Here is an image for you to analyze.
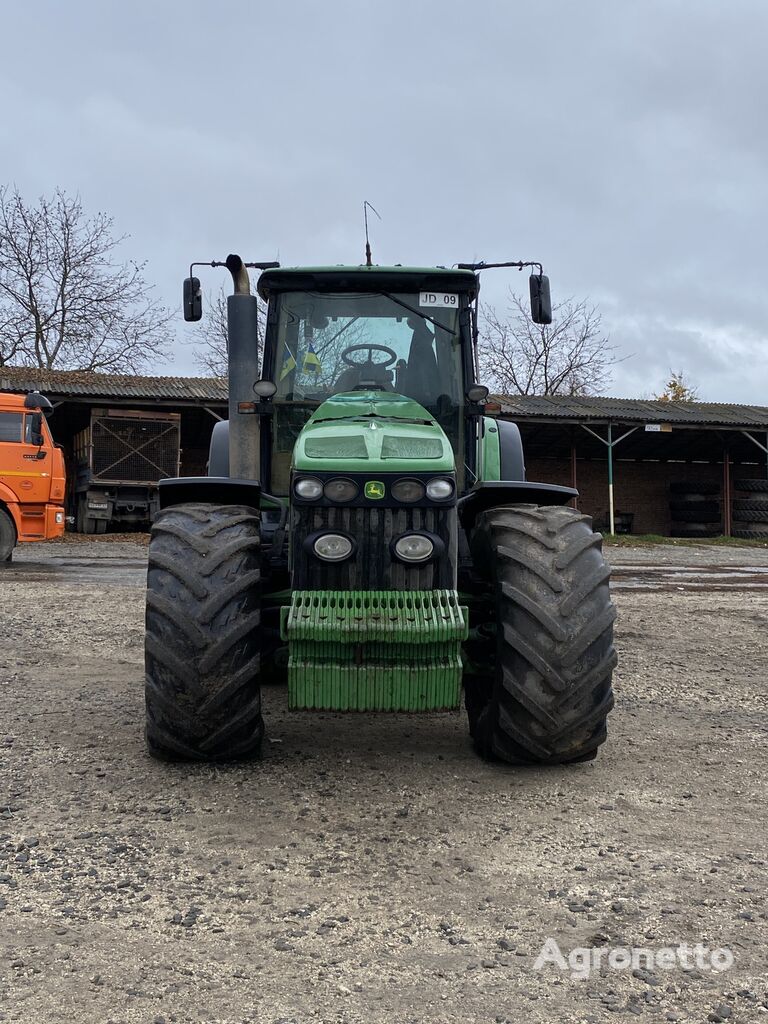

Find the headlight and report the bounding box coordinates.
[426,478,454,500]
[313,533,354,562]
[391,478,426,503]
[394,534,434,563]
[324,478,358,502]
[294,476,323,500]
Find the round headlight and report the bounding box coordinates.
[313,533,354,562]
[294,476,323,500]
[391,478,426,503]
[324,478,358,502]
[426,478,454,501]
[394,534,434,563]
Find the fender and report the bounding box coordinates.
[497,418,526,481]
[208,420,230,477]
[458,481,578,529]
[159,477,261,511]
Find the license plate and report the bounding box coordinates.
[88,502,109,510]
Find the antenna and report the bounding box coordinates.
[363,201,381,266]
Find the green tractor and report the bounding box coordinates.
[144,255,616,764]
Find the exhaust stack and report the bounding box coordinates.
[225,254,261,482]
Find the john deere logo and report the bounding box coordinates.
[364,480,385,500]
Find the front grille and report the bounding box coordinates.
[292,505,457,590]
[92,417,179,482]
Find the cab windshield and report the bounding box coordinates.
[267,290,467,493]
[271,291,463,407]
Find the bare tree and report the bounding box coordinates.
[0,186,173,372]
[655,370,699,402]
[477,291,617,396]
[192,286,267,378]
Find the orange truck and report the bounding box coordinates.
[0,391,66,562]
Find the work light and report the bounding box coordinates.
[426,478,454,500]
[392,479,426,503]
[313,534,354,562]
[324,478,358,502]
[294,477,323,499]
[394,534,434,563]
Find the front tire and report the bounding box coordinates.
[144,502,264,761]
[0,508,15,562]
[468,504,617,765]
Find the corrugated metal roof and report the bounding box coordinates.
[0,366,227,402]
[0,366,765,429]
[495,394,768,429]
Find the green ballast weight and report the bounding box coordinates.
[281,590,469,711]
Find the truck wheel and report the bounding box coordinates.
[77,498,103,535]
[144,502,264,761]
[468,505,616,765]
[0,508,15,562]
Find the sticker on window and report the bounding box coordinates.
[419,292,458,308]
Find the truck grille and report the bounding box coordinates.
[292,505,456,590]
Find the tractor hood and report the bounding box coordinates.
[292,391,455,473]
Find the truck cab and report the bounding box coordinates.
[0,392,66,561]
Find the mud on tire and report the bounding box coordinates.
[144,502,264,761]
[468,504,616,765]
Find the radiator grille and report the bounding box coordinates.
[91,418,179,482]
[292,505,456,590]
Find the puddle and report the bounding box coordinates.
[2,557,147,587]
[611,564,768,592]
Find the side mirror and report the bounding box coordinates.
[24,391,53,416]
[29,412,44,447]
[183,277,202,322]
[529,274,552,325]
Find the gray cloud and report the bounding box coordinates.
[1,0,766,401]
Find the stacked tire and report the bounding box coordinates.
[669,481,722,538]
[732,479,768,541]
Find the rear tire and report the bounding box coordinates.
[144,502,264,761]
[0,509,15,562]
[734,479,768,493]
[468,505,616,765]
[671,524,721,537]
[730,509,768,523]
[670,510,721,523]
[732,499,768,513]
[669,481,720,495]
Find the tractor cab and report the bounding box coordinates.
[256,266,479,495]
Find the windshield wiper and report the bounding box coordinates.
[380,293,454,334]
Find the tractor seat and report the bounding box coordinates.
[334,363,393,392]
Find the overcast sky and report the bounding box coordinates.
[2,1,766,402]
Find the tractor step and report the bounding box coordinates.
[280,590,468,711]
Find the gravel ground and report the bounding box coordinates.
[0,536,766,1024]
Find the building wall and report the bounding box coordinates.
[527,457,762,535]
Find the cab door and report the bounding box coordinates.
[0,409,52,504]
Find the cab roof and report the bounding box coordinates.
[256,265,478,301]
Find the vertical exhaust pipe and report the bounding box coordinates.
[225,254,261,481]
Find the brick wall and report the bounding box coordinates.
[526,457,761,535]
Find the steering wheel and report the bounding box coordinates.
[341,343,397,368]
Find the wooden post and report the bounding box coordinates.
[723,446,731,537]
